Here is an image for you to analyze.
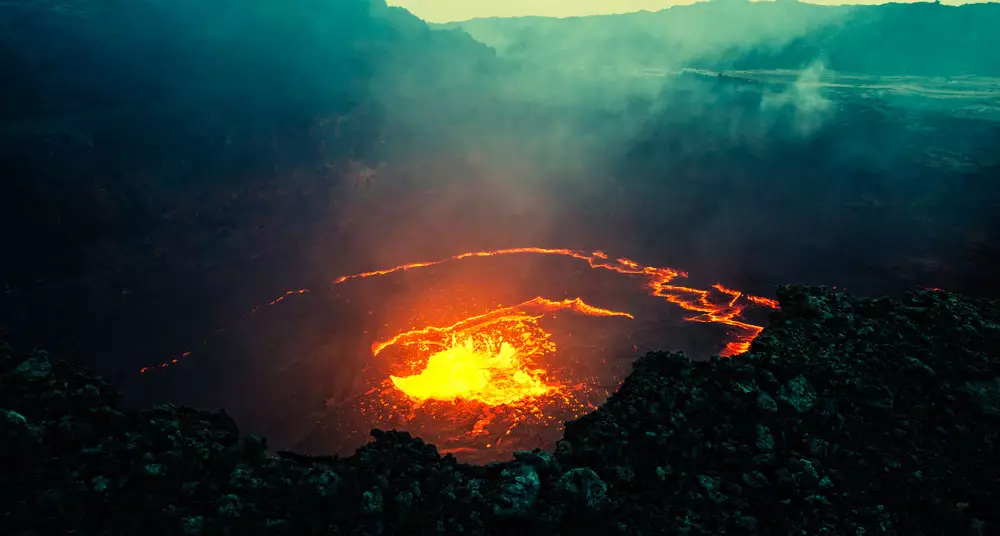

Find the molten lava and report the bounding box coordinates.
[357,295,631,460]
[336,247,777,357]
[329,248,780,460]
[142,246,778,374]
[372,296,633,356]
[139,246,780,462]
[377,297,632,408]
[390,337,551,405]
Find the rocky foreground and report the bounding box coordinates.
[2,286,999,535]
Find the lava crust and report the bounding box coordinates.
[2,285,998,535]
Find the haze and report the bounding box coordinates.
[389,0,990,22]
[3,0,998,463]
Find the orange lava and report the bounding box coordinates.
[335,247,777,357]
[358,296,630,458]
[389,337,552,406]
[372,296,633,356]
[335,248,778,459]
[139,288,311,374]
[143,247,776,373]
[139,245,780,461]
[378,297,632,408]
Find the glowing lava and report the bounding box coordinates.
[141,247,778,374]
[372,296,633,356]
[335,247,777,357]
[138,245,781,461]
[390,337,551,406]
[378,297,632,407]
[335,249,778,460]
[358,296,632,459]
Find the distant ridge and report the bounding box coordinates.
[436,2,1000,76]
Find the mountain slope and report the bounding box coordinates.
[439,2,1000,76]
[0,0,497,352]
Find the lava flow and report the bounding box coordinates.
[378,297,633,407]
[336,247,778,357]
[138,246,779,460]
[338,247,778,459]
[357,296,634,457]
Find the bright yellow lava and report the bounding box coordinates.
[390,336,553,406]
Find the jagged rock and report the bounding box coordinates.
[492,463,540,517]
[307,468,342,498]
[2,409,27,427]
[361,489,384,515]
[777,375,817,413]
[204,409,240,438]
[11,351,52,381]
[756,391,778,412]
[965,377,1000,417]
[514,449,560,473]
[1,286,998,535]
[554,468,608,512]
[899,356,937,378]
[755,424,775,452]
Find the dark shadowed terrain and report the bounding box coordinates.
[1,1,1000,532]
[4,286,998,534]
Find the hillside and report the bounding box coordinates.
[440,1,1000,76]
[0,0,498,352]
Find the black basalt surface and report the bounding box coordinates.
[2,285,998,535]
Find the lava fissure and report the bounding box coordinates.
[138,246,779,462]
[372,296,634,356]
[336,247,776,357]
[376,296,633,408]
[139,288,311,374]
[339,247,778,460]
[142,247,775,374]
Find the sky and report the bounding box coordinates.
[386,0,987,22]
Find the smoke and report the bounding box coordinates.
[4,0,998,455]
[760,62,835,137]
[440,1,855,71]
[356,1,1000,302]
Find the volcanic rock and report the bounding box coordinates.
[1,285,998,535]
[553,467,608,512]
[11,351,52,381]
[492,463,541,517]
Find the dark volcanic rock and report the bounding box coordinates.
[1,286,998,535]
[555,286,1000,535]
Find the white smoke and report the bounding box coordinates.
[760,62,835,136]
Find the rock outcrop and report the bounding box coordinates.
[2,285,998,535]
